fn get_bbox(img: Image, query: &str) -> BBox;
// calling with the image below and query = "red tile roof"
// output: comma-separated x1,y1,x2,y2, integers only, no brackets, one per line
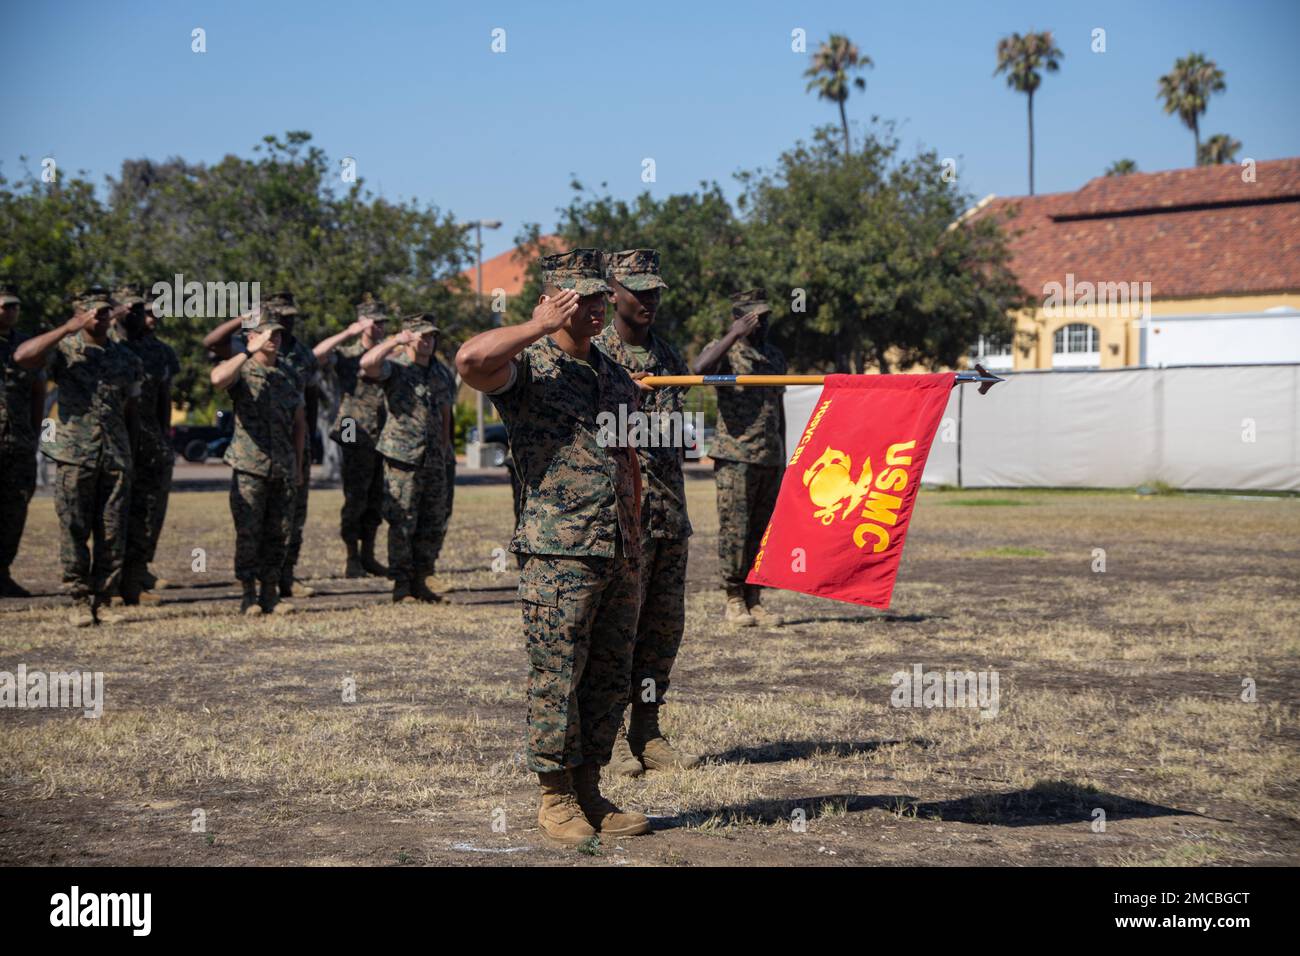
971,159,1300,299
460,234,563,298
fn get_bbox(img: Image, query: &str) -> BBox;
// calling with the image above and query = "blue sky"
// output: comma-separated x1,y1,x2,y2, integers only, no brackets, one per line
6,0,1299,261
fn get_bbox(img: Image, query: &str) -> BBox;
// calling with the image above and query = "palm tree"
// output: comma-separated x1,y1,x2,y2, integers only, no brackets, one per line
994,31,1063,195
1198,133,1241,166
1158,53,1226,166
1105,159,1139,177
804,34,873,156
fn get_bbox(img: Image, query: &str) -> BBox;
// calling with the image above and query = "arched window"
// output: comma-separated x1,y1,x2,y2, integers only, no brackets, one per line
1052,323,1100,368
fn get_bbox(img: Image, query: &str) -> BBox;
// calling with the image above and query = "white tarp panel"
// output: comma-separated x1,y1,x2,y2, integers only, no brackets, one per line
962,369,1160,488
779,364,1299,492
1159,365,1299,491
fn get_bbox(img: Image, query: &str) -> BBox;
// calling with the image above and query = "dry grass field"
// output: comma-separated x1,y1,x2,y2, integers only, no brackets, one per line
2,473,1297,867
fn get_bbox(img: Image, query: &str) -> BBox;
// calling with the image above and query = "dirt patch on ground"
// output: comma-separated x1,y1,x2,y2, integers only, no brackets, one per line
2,484,1297,866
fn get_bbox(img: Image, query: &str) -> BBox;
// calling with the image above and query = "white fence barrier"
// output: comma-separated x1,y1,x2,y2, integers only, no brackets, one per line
783,365,1299,492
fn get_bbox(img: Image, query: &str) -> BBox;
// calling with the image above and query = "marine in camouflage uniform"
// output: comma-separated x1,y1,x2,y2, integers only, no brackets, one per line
320,294,389,578
114,285,178,604
267,293,321,598
16,288,143,626
427,347,458,574
204,291,319,599
140,288,181,589
363,313,450,603
0,284,44,598
211,313,305,615
595,250,700,777
695,288,787,627
461,248,649,845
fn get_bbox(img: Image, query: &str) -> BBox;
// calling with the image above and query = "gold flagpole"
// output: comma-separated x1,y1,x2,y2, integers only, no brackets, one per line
642,366,1006,393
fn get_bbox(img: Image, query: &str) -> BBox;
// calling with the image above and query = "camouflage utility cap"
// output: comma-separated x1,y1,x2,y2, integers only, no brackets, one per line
541,249,611,295
75,286,114,312
244,312,285,336
403,313,439,336
731,288,771,317
606,249,668,292
356,294,387,320
114,284,145,307
262,290,299,317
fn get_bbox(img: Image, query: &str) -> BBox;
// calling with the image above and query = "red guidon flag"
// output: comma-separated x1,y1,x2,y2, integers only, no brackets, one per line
746,373,955,609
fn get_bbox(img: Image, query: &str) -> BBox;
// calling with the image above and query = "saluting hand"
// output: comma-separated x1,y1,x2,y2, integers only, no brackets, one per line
65,310,100,334
533,289,579,334
729,310,761,340
246,328,275,354
394,329,416,346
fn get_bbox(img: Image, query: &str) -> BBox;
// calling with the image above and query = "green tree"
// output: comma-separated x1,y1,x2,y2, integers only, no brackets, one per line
1158,53,1226,166
1197,133,1241,166
737,125,1027,373
994,31,1063,195
508,180,749,349
0,164,111,332
804,34,873,157
1104,159,1139,176
94,132,472,414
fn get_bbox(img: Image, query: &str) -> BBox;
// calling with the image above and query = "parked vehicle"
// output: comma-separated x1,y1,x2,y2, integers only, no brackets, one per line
173,410,323,464
467,423,509,467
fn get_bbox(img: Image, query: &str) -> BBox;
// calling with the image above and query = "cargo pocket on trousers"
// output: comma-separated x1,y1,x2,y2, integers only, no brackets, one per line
520,583,564,673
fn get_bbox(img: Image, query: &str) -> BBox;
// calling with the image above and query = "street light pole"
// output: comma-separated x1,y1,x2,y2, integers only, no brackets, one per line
475,220,485,462
463,218,502,467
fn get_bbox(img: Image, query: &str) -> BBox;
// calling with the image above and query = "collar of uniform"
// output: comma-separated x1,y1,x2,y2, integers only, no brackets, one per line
393,349,436,374
244,355,277,378
70,330,109,354
598,323,661,372
539,333,605,373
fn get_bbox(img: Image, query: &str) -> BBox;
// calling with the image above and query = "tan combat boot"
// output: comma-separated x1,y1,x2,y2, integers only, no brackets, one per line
745,586,783,627
608,720,645,778
536,770,598,846
344,539,365,579
629,702,701,771
93,597,125,625
725,586,755,627
359,528,387,577
69,598,95,628
571,762,650,837
142,567,170,591
280,570,315,598
240,581,262,616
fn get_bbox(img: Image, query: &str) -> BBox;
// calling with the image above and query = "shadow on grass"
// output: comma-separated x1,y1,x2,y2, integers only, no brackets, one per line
780,612,941,626
655,780,1196,831
709,738,934,765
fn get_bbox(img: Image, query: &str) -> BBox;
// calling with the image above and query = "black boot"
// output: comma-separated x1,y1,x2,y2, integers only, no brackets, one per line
359,528,387,577
240,581,262,616
0,571,31,598
344,538,364,578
